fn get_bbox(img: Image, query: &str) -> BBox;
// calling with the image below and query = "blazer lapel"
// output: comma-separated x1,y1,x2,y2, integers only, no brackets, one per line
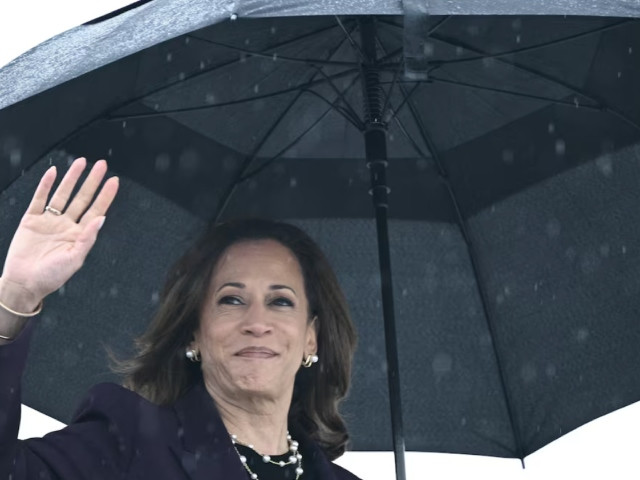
171,382,247,480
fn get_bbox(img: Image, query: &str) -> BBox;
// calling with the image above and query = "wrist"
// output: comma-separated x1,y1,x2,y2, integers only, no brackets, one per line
0,277,42,313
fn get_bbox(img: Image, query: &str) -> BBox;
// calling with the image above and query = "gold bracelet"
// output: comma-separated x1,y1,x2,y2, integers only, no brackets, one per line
0,298,43,318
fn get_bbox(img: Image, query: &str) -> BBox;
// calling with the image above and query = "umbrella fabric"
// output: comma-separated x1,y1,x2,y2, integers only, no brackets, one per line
1,3,640,465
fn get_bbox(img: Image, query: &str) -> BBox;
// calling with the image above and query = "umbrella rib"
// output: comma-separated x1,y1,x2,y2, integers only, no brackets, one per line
432,19,633,67
392,79,526,461
428,76,604,111
240,76,361,182
106,69,360,120
309,66,363,129
106,22,349,116
187,35,357,68
428,31,640,134
299,88,363,131
335,15,366,62
209,22,359,223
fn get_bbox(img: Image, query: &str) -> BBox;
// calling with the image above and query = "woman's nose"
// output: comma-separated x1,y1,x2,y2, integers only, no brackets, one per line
241,306,272,335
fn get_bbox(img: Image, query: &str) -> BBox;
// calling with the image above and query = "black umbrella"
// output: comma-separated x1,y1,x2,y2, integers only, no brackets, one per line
2,3,640,480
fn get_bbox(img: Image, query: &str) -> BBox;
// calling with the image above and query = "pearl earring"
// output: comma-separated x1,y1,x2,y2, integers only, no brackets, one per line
186,348,201,362
302,354,319,368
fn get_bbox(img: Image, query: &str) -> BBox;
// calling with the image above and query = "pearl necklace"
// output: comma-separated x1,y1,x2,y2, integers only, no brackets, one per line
230,432,304,480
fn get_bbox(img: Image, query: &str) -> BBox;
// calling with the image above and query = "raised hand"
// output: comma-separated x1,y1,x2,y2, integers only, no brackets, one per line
1,157,119,310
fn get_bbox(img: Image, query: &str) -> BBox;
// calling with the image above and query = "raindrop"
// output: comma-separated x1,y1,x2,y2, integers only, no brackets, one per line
253,84,260,94
205,93,216,104
9,148,21,167
401,288,408,297
629,47,633,54
155,153,171,172
622,245,627,254
555,139,566,156
422,43,434,57
455,46,464,56
520,363,537,383
200,60,206,70
482,57,495,69
289,177,297,188
270,26,277,34
108,148,113,156
515,34,521,44
58,285,66,296
617,71,622,79
185,37,190,45
272,53,278,61
388,133,395,142
596,155,613,177
575,327,589,343
122,121,127,129
244,38,251,46
432,353,453,376
545,218,561,238
548,122,555,134
503,285,511,296
230,13,238,21
166,52,173,62
178,72,186,81
501,148,514,164
573,97,580,108
545,364,557,378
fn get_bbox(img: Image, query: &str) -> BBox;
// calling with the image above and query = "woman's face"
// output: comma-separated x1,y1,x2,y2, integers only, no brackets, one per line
194,239,317,403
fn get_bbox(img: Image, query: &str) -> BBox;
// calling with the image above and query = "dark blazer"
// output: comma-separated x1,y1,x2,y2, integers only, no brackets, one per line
0,321,361,480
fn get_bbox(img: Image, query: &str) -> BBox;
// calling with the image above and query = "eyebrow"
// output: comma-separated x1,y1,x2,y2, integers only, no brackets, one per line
216,282,297,295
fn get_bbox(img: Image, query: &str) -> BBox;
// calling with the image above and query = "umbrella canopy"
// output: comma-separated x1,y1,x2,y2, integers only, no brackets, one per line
1,2,640,479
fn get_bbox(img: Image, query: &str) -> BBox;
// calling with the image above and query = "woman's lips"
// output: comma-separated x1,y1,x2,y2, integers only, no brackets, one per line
235,347,278,358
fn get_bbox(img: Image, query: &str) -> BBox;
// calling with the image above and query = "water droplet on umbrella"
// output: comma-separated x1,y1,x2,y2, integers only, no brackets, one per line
289,177,297,188
205,93,216,104
460,417,467,427
122,121,127,129
166,52,173,62
546,364,557,378
515,34,521,44
575,327,589,343
548,122,555,134
178,72,186,81
185,37,190,45
155,153,171,172
455,46,464,56
244,38,251,46
501,148,514,164
574,97,580,108
151,291,160,304
108,148,113,156
270,26,277,34
9,148,21,167
200,60,206,69
272,53,278,61
622,245,627,254
629,47,633,54
401,288,408,297
596,155,613,177
555,139,566,156
432,353,453,376
422,42,434,57
254,84,260,94
520,363,537,383
546,219,561,238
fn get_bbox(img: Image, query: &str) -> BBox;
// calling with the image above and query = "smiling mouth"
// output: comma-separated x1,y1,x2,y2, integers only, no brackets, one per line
235,347,278,358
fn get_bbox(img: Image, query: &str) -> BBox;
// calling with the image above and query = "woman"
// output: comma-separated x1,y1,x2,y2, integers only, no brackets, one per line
0,157,360,480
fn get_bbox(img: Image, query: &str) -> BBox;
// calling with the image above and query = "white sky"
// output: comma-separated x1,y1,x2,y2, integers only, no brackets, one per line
3,2,640,479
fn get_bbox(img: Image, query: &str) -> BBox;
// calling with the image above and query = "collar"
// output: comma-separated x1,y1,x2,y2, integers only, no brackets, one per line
171,381,339,480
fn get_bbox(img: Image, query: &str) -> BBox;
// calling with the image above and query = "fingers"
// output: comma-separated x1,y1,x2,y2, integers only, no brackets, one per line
46,157,87,213
65,160,109,221
78,176,119,226
26,166,57,214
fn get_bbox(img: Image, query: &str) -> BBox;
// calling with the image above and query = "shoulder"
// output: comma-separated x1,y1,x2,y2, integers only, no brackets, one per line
330,461,363,480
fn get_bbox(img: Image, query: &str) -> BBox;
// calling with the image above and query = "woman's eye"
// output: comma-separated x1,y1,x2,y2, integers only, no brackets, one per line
219,296,243,305
271,297,294,307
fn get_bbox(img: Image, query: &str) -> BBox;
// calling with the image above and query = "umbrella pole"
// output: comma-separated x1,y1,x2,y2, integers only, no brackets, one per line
359,17,407,480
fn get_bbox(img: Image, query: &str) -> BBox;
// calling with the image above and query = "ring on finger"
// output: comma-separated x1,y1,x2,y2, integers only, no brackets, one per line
44,205,63,216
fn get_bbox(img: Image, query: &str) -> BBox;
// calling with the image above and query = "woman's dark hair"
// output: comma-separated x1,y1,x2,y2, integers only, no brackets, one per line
116,219,357,459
